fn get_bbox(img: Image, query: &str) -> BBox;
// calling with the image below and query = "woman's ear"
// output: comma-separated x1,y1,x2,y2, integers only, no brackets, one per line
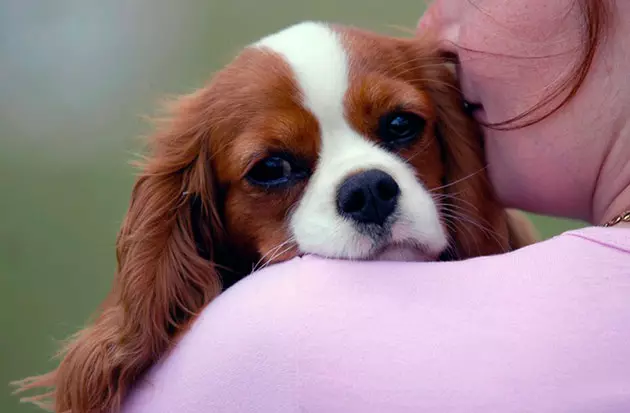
420,58,513,259
15,89,226,413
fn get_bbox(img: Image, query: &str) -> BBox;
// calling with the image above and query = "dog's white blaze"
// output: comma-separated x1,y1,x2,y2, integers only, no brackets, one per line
255,22,347,130
255,21,448,259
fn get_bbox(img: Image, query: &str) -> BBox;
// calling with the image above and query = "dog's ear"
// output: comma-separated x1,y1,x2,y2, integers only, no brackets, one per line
15,88,226,413
418,55,514,259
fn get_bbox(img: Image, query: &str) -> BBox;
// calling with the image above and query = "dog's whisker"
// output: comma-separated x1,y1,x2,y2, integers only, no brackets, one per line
387,57,445,78
252,237,296,273
405,78,463,94
442,200,510,242
390,58,461,79
435,192,477,205
429,167,488,192
259,237,296,262
400,139,432,164
441,212,483,256
257,240,298,272
441,200,481,215
441,208,509,253
431,190,468,203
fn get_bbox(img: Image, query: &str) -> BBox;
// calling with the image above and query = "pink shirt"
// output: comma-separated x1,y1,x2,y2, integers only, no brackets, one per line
121,227,630,413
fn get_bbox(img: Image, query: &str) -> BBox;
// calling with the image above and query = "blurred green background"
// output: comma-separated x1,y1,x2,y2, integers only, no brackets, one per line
0,1,585,412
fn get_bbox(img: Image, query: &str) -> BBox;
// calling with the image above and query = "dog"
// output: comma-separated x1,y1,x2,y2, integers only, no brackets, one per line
15,21,538,413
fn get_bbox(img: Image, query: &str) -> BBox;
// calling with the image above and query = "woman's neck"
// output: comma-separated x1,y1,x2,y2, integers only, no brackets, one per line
586,4,630,226
593,123,630,226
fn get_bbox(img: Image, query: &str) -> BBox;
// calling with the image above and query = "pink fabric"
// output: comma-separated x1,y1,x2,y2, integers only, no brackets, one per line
121,227,630,413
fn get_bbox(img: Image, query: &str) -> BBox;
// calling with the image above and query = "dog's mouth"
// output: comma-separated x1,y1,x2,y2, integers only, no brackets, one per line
295,239,445,263
367,240,442,263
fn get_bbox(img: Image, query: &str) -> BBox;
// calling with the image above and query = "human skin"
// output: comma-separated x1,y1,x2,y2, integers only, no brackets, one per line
417,0,630,227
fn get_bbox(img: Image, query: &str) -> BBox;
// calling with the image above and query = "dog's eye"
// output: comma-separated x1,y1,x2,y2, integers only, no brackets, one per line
378,111,426,146
246,155,308,188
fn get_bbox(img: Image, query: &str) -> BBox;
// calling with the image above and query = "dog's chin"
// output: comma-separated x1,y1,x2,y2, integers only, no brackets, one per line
369,243,439,263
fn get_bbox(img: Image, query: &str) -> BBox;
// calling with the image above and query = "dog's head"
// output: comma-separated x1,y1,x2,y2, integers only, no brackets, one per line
188,21,512,271
18,22,533,413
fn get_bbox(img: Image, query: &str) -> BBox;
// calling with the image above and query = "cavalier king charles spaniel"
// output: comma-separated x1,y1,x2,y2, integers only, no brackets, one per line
16,21,538,413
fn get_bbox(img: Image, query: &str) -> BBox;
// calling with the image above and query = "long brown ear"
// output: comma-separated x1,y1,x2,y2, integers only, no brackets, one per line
420,55,513,259
14,89,225,413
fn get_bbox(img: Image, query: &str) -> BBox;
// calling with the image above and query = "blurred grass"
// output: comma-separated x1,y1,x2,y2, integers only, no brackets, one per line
0,1,584,412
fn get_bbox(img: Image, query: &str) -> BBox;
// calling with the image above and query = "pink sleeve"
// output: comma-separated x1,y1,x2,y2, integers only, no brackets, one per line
121,229,630,413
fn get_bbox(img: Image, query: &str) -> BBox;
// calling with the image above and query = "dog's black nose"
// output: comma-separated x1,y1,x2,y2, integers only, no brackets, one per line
337,169,400,226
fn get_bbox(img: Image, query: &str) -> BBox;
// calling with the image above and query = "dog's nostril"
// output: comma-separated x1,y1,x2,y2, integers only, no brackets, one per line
336,169,400,226
344,189,366,213
376,177,399,201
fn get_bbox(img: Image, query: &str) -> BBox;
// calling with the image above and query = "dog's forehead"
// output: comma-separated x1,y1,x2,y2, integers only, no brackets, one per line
252,22,349,129
210,22,436,127
247,22,423,121
204,42,304,137
206,21,433,158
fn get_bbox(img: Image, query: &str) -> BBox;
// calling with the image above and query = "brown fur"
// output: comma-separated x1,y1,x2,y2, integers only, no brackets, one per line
14,25,537,413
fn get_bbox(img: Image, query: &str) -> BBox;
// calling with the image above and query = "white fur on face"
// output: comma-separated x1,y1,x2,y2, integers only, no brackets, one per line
255,22,448,260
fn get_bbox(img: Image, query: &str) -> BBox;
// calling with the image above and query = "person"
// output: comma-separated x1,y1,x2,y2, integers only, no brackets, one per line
121,1,630,412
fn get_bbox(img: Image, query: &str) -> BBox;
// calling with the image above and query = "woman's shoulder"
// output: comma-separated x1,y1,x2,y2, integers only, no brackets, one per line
135,225,630,360
152,225,630,363
561,225,630,254
133,225,630,355
121,227,630,413
277,225,630,283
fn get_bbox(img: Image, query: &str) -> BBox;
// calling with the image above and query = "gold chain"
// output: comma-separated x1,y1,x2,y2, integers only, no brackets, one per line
603,210,630,227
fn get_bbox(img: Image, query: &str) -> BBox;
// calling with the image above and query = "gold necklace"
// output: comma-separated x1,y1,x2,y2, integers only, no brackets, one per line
603,210,630,227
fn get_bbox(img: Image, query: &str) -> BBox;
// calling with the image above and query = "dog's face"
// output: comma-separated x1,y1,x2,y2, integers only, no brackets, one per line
208,22,481,267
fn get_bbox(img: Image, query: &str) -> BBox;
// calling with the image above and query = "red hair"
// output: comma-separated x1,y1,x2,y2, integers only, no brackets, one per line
487,0,612,130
